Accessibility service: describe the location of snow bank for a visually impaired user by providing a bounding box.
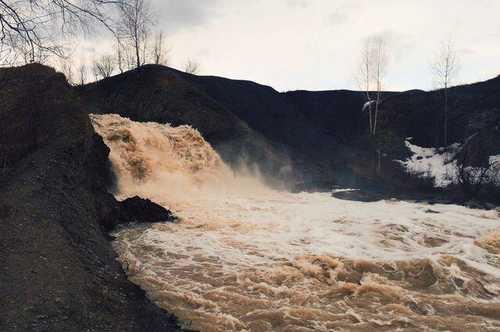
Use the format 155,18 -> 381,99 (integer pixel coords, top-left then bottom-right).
398,140 -> 460,187
399,141 -> 500,188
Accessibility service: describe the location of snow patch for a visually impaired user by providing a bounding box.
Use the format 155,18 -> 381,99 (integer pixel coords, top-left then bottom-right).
398,140 -> 460,187
490,155 -> 500,165
399,141 -> 500,188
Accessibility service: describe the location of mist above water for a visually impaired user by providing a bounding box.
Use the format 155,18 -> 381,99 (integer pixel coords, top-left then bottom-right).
91,114 -> 500,331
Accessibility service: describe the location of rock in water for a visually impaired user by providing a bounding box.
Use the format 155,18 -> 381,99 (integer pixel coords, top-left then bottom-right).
118,196 -> 176,224
100,196 -> 176,232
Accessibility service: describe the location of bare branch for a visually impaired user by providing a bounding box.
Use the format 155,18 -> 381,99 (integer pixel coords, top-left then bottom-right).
0,0 -> 121,65
432,39 -> 460,146
184,59 -> 200,75
93,54 -> 115,79
116,0 -> 153,68
78,63 -> 88,85
151,30 -> 169,65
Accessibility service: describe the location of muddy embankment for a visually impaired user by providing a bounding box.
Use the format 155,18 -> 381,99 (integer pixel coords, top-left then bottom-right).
0,64 -> 180,332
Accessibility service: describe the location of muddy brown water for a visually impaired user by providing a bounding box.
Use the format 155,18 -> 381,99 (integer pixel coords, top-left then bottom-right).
92,114 -> 500,331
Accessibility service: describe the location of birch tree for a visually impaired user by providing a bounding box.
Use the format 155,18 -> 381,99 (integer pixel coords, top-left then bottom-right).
78,64 -> 88,86
432,40 -> 459,146
358,35 -> 389,135
151,31 -> 169,65
115,40 -> 125,73
359,38 -> 374,134
116,0 -> 153,68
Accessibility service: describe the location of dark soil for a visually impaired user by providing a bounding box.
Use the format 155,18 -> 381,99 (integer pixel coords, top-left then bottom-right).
0,64 -> 180,332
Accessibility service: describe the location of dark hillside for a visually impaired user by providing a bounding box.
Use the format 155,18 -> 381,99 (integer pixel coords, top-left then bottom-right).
81,65 -> 393,189
379,76 -> 500,148
175,69 -> 500,192
80,64 -> 499,193
0,64 -> 179,332
284,90 -> 368,144
187,74 -> 390,189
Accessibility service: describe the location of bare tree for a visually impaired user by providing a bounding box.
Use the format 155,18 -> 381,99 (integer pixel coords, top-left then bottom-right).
184,59 -> 200,75
93,55 -> 115,79
358,35 -> 389,135
78,64 -> 88,86
0,40 -> 17,66
359,39 -> 374,134
115,40 -> 125,73
117,0 -> 153,68
91,62 -> 99,81
114,38 -> 136,72
151,31 -> 169,65
0,0 -> 119,64
432,40 -> 460,146
141,28 -> 149,66
58,57 -> 74,84
371,36 -> 388,136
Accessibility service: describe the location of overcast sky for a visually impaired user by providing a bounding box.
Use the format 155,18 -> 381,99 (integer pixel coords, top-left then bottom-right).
76,0 -> 500,92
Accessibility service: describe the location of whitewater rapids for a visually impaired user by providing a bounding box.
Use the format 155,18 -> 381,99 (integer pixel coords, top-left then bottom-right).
91,114 -> 500,331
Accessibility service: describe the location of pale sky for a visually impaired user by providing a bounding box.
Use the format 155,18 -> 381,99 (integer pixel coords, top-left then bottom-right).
73,0 -> 500,92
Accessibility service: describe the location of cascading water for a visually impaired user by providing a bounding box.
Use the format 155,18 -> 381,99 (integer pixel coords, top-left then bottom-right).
91,113 -> 500,331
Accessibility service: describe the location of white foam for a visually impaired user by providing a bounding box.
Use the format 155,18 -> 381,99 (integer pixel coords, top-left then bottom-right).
123,190 -> 500,277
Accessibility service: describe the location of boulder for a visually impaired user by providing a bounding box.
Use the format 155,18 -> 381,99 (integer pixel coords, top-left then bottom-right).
99,195 -> 176,232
